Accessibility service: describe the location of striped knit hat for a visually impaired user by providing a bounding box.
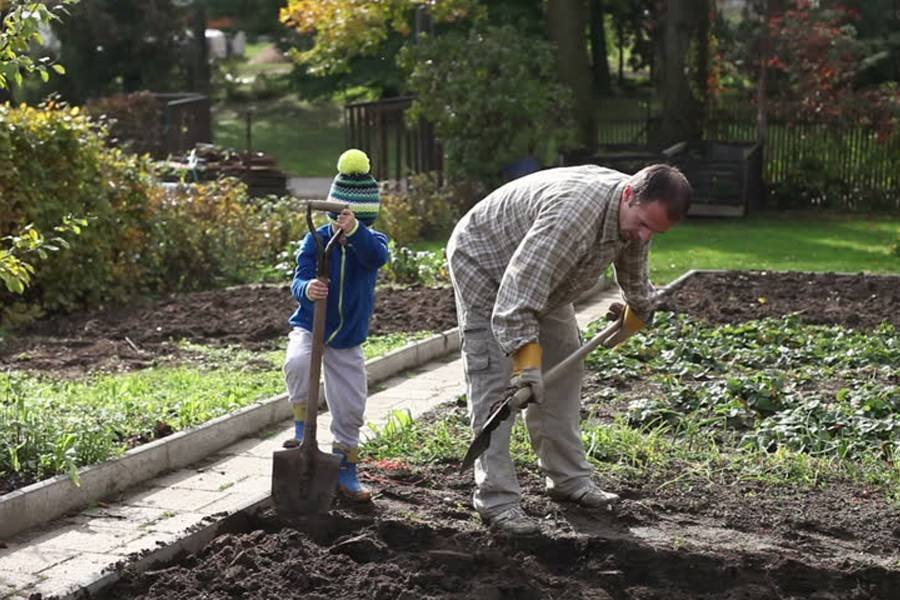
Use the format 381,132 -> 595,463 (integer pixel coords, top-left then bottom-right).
328,149 -> 380,226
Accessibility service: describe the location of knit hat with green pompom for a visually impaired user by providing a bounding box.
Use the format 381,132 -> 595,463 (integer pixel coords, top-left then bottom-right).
327,149 -> 380,226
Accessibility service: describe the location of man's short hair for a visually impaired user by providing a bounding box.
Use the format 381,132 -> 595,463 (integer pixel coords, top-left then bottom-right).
629,164 -> 692,221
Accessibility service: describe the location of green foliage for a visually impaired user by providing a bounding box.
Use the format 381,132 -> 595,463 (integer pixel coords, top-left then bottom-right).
0,331 -> 424,485
0,216 -> 84,297
84,91 -> 163,156
400,25 -> 576,185
379,173 -> 462,245
0,1 -> 74,90
381,242 -> 448,287
593,313 -> 899,461
51,0 -> 193,102
0,101 -> 312,325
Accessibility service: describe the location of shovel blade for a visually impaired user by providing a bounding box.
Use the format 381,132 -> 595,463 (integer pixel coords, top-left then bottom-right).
272,445 -> 341,517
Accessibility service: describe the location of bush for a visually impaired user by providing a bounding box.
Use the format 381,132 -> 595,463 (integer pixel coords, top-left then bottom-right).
0,100 -> 307,325
400,25 -> 575,185
85,91 -> 163,156
381,242 -> 448,287
378,172 -> 468,246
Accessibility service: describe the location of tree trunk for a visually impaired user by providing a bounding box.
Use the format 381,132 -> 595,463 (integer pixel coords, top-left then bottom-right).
547,0 -> 597,152
589,0 -> 612,96
655,0 -> 709,146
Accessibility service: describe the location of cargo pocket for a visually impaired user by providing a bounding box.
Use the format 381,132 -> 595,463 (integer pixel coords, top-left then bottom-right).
461,327 -> 491,374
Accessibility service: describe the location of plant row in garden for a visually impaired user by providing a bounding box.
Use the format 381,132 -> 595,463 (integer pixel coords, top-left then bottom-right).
0,333 -> 424,492
364,314 -> 899,503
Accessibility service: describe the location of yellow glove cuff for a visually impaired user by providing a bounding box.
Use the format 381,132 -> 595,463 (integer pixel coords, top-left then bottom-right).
512,342 -> 542,373
623,306 -> 647,334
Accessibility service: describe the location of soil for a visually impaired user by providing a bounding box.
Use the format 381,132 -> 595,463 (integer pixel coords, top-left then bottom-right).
94,270 -> 900,600
659,271 -> 900,329
99,452 -> 900,600
0,285 -> 457,376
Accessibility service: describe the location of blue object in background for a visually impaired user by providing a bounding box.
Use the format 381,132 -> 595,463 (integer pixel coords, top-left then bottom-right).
501,155 -> 541,182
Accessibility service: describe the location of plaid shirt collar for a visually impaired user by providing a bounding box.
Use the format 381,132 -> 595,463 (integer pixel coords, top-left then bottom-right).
600,180 -> 626,245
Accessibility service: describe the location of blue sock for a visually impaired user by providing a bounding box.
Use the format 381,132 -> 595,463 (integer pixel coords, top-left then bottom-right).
294,420 -> 305,442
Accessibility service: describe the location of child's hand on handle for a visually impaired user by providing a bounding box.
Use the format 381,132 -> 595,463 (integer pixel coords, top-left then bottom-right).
334,209 -> 358,235
308,278 -> 329,300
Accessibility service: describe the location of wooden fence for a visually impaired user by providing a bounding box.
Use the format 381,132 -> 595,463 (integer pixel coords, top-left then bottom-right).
346,96 -> 897,209
344,96 -> 442,182
595,114 -> 898,210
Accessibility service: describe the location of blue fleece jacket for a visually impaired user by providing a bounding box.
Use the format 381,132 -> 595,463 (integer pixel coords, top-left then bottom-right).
288,223 -> 390,349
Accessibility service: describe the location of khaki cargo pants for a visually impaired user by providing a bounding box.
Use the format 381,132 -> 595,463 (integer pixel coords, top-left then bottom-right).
455,299 -> 594,518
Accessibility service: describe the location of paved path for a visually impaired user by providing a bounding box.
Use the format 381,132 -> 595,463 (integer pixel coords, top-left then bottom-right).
0,290 -> 618,599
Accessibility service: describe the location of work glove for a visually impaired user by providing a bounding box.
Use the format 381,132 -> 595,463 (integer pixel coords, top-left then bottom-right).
509,342 -> 543,409
606,302 -> 647,348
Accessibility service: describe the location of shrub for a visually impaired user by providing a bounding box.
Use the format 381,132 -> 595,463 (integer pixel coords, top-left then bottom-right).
85,91 -> 163,156
378,172 -> 467,246
400,25 -> 575,185
0,100 -> 309,325
381,242 -> 448,287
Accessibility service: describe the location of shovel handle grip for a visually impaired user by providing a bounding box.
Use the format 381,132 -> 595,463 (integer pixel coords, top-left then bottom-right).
307,200 -> 350,213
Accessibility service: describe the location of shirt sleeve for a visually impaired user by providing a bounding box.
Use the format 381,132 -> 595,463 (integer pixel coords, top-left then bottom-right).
346,225 -> 390,271
491,197 -> 595,355
613,240 -> 656,322
290,232 -> 318,305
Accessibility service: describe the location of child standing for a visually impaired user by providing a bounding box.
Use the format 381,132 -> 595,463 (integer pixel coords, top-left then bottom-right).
283,149 -> 389,502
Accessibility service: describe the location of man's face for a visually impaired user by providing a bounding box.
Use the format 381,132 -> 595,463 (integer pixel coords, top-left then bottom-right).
618,186 -> 677,243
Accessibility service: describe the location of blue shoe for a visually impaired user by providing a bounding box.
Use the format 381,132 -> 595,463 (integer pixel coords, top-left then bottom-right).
333,446 -> 372,503
282,420 -> 304,448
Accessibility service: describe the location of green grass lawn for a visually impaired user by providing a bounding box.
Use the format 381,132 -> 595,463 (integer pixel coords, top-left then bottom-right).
409,213 -> 899,281
649,213 -> 900,283
214,96 -> 345,177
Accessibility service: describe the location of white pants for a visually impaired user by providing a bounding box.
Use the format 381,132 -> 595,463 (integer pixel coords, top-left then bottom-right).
283,327 -> 367,449
457,303 -> 594,518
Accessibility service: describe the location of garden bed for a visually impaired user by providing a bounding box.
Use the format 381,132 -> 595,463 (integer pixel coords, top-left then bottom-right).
0,284 -> 457,375
99,271 -> 899,599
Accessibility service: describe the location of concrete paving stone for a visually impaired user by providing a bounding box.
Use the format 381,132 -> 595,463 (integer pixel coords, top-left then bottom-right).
0,569 -> 38,590
153,467 -> 247,492
31,551 -> 121,593
80,504 -> 169,527
22,522 -> 133,555
219,436 -> 269,456
372,384 -> 437,401
127,485 -> 225,512
0,543 -> 70,575
113,531 -> 176,557
233,433 -> 289,458
141,511 -> 210,535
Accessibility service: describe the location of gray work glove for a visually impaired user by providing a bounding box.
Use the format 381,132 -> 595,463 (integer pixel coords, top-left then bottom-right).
509,367 -> 544,409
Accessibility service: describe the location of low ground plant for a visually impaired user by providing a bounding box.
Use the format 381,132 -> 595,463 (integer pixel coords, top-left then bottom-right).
0,332 -> 427,488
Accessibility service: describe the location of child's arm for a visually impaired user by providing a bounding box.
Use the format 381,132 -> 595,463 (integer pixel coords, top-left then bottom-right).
346,226 -> 390,271
290,232 -> 319,303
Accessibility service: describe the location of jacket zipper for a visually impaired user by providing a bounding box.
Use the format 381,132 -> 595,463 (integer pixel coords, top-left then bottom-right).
326,246 -> 347,344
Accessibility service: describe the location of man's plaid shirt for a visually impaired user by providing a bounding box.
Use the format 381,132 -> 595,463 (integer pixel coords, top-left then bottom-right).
447,165 -> 657,355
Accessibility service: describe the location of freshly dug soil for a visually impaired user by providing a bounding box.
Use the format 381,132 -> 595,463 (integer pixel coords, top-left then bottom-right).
93,270 -> 900,599
101,455 -> 900,600
660,271 -> 900,329
0,285 -> 457,375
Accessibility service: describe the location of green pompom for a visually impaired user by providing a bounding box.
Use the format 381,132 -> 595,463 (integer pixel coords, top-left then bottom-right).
337,149 -> 370,175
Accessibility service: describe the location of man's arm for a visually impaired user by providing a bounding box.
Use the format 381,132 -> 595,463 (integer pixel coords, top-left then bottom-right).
491,198 -> 595,355
612,239 -> 656,323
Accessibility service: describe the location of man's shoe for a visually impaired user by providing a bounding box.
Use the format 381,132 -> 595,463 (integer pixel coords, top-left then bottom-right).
550,484 -> 620,508
334,446 -> 372,503
484,506 -> 540,535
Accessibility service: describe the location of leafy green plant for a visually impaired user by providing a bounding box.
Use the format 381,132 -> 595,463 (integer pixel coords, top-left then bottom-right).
400,25 -> 575,185
0,331 -> 425,486
381,242 -> 448,287
0,1 -> 74,89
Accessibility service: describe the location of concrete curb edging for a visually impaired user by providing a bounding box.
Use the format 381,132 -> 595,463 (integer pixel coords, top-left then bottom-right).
0,328 -> 461,541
